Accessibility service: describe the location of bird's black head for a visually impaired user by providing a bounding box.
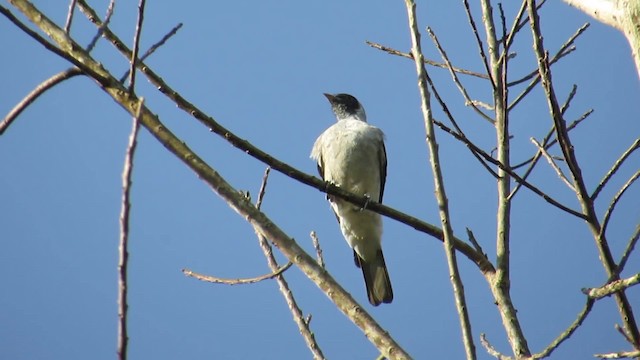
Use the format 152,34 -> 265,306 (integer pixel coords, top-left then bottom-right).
324,93 -> 367,122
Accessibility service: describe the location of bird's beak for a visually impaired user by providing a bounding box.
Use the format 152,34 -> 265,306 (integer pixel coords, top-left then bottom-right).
323,93 -> 336,103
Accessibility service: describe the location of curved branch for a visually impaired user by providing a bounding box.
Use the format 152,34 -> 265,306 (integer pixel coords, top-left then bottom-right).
1,67 -> 83,135
182,262 -> 293,285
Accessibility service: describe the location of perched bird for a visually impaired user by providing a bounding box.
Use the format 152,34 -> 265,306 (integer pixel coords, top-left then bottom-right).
311,93 -> 393,306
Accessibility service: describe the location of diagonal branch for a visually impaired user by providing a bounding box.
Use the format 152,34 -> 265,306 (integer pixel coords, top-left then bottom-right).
592,138 -> 640,200
530,137 -> 575,191
531,298 -> 594,359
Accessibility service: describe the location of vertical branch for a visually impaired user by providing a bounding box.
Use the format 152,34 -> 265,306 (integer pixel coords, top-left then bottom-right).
118,98 -> 143,360
128,0 -> 145,93
403,1 -> 476,359
526,0 -> 640,349
480,0 -> 530,356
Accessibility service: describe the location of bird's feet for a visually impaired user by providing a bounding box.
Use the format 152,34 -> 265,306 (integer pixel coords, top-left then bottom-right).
359,194 -> 372,211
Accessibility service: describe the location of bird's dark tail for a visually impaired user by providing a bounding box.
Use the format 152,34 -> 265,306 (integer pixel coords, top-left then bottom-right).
355,250 -> 393,306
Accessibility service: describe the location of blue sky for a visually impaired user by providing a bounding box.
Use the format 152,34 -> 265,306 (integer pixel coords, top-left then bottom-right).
1,1 -> 639,359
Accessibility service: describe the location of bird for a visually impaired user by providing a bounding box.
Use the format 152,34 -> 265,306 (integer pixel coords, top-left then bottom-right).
311,93 -> 393,306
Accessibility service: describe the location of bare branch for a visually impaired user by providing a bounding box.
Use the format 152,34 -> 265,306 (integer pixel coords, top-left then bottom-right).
617,224 -> 640,277
531,298 -> 595,359
1,68 -> 83,136
310,231 -> 325,269
511,109 -> 592,171
462,0 -> 496,90
592,139 -> 640,200
118,97 -> 143,360
253,167 -> 326,359
427,27 -> 495,124
404,1 -> 476,358
120,23 -> 183,83
530,137 -> 575,191
583,273 -> 640,300
480,334 -> 512,360
599,170 -> 640,241
63,0 -> 77,33
508,23 -> 589,112
85,0 -> 115,53
480,0 -> 532,355
594,349 -> 640,359
365,41 -> 490,79
127,0 -> 145,93
182,262 -> 293,285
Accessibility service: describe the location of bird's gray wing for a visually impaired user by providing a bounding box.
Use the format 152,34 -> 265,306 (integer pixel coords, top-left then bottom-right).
378,141 -> 387,203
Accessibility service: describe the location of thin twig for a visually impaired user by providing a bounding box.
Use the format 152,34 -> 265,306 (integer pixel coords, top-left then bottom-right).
462,0 -> 496,90
427,27 -> 495,124
253,167 -> 326,360
120,23 -> 183,83
405,1 -> 477,359
530,137 -> 575,190
1,68 -> 83,135
424,68 -> 500,179
128,0 -> 145,93
118,97 -> 143,360
508,23 -> 589,112
182,262 -> 293,285
499,0 -> 527,66
466,228 -> 486,256
511,109 -> 592,171
508,23 -> 589,88
616,225 -> 640,277
365,40 -> 490,80
531,298 -> 595,359
599,170 -> 640,241
480,334 -> 512,360
615,324 -> 636,349
428,107 -> 583,218
509,87 -> 583,199
592,139 -> 640,200
85,0 -> 115,53
310,231 -> 325,268
64,0 -> 78,33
